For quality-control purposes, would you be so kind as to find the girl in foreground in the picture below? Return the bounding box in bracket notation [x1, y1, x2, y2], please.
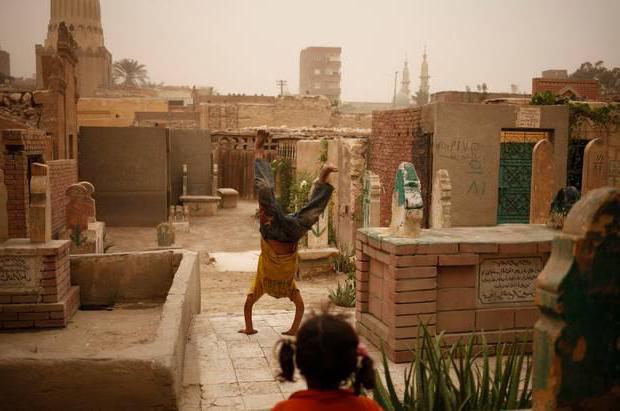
[273, 312, 384, 411]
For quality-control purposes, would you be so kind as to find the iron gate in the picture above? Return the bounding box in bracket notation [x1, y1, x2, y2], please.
[497, 142, 535, 224]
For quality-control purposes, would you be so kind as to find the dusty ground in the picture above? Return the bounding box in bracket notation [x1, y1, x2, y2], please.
[0, 304, 162, 356]
[108, 201, 350, 316]
[107, 201, 393, 411]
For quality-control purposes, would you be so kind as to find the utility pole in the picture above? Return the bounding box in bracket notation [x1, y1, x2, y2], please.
[392, 71, 399, 106]
[276, 80, 288, 97]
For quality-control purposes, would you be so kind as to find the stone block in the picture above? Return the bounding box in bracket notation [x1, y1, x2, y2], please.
[180, 195, 221, 216]
[515, 307, 539, 328]
[498, 242, 538, 254]
[394, 301, 437, 315]
[437, 288, 476, 311]
[217, 188, 239, 209]
[475, 308, 515, 331]
[392, 254, 438, 267]
[438, 254, 479, 266]
[387, 266, 437, 279]
[438, 265, 477, 288]
[437, 310, 475, 333]
[459, 242, 499, 254]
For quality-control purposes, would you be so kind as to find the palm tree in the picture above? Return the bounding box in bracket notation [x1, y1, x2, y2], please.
[112, 59, 149, 88]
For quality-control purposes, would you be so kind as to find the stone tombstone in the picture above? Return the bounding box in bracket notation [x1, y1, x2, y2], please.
[66, 181, 96, 234]
[79, 181, 96, 222]
[182, 164, 188, 197]
[478, 256, 543, 305]
[307, 180, 329, 249]
[363, 170, 381, 228]
[390, 162, 423, 236]
[581, 138, 609, 195]
[530, 139, 555, 224]
[430, 169, 452, 228]
[533, 187, 620, 410]
[212, 163, 219, 196]
[29, 163, 52, 243]
[547, 186, 580, 229]
[157, 222, 175, 247]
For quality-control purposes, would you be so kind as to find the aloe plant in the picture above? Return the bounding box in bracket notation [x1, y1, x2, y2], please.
[373, 324, 532, 411]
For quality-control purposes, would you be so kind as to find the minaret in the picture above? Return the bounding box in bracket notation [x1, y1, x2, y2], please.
[400, 57, 411, 97]
[45, 0, 105, 51]
[417, 47, 430, 105]
[38, 0, 112, 96]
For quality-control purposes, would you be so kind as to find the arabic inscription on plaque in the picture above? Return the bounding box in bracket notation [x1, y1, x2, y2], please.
[0, 256, 40, 294]
[478, 257, 543, 305]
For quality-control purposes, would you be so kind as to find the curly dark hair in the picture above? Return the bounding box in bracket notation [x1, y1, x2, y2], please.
[276, 312, 375, 395]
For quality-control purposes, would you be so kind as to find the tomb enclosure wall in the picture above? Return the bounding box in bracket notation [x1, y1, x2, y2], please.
[573, 113, 620, 188]
[356, 225, 554, 363]
[48, 159, 78, 237]
[431, 103, 568, 226]
[77, 97, 168, 127]
[198, 96, 368, 130]
[368, 107, 432, 226]
[169, 129, 212, 204]
[2, 129, 47, 238]
[78, 127, 169, 226]
[369, 103, 569, 228]
[0, 239, 79, 329]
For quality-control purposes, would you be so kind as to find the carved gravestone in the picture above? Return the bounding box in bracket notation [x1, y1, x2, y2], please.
[29, 163, 51, 243]
[547, 187, 580, 229]
[533, 187, 620, 410]
[430, 169, 452, 228]
[582, 138, 609, 195]
[390, 162, 423, 236]
[157, 222, 175, 247]
[66, 182, 96, 234]
[182, 164, 188, 197]
[307, 180, 329, 249]
[363, 170, 381, 228]
[65, 181, 102, 253]
[530, 139, 555, 224]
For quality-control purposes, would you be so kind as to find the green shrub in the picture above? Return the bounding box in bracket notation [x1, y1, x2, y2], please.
[328, 272, 356, 308]
[373, 324, 532, 411]
[330, 244, 355, 274]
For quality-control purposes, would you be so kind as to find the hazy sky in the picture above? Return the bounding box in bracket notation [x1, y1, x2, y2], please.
[1, 0, 619, 101]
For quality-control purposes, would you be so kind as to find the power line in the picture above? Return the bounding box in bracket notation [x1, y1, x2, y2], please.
[276, 80, 287, 97]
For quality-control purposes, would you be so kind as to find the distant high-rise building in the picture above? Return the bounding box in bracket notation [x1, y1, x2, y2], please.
[299, 47, 342, 100]
[36, 0, 112, 96]
[0, 46, 10, 79]
[395, 57, 412, 106]
[417, 48, 430, 105]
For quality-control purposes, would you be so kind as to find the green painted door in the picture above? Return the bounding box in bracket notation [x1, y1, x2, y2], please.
[497, 142, 535, 224]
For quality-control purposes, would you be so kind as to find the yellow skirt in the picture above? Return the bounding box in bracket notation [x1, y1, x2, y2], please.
[249, 239, 298, 299]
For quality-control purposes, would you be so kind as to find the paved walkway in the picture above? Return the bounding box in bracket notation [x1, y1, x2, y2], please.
[108, 202, 405, 410]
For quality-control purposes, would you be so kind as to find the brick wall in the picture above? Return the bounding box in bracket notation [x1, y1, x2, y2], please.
[356, 229, 552, 363]
[532, 78, 600, 100]
[4, 153, 28, 238]
[2, 129, 47, 238]
[0, 240, 80, 329]
[48, 159, 78, 237]
[369, 108, 423, 226]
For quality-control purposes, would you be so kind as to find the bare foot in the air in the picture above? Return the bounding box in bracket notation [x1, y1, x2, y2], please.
[238, 328, 258, 335]
[281, 329, 298, 336]
[319, 163, 338, 183]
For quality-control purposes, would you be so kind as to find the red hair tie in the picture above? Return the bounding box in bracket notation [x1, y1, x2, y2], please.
[357, 342, 369, 358]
